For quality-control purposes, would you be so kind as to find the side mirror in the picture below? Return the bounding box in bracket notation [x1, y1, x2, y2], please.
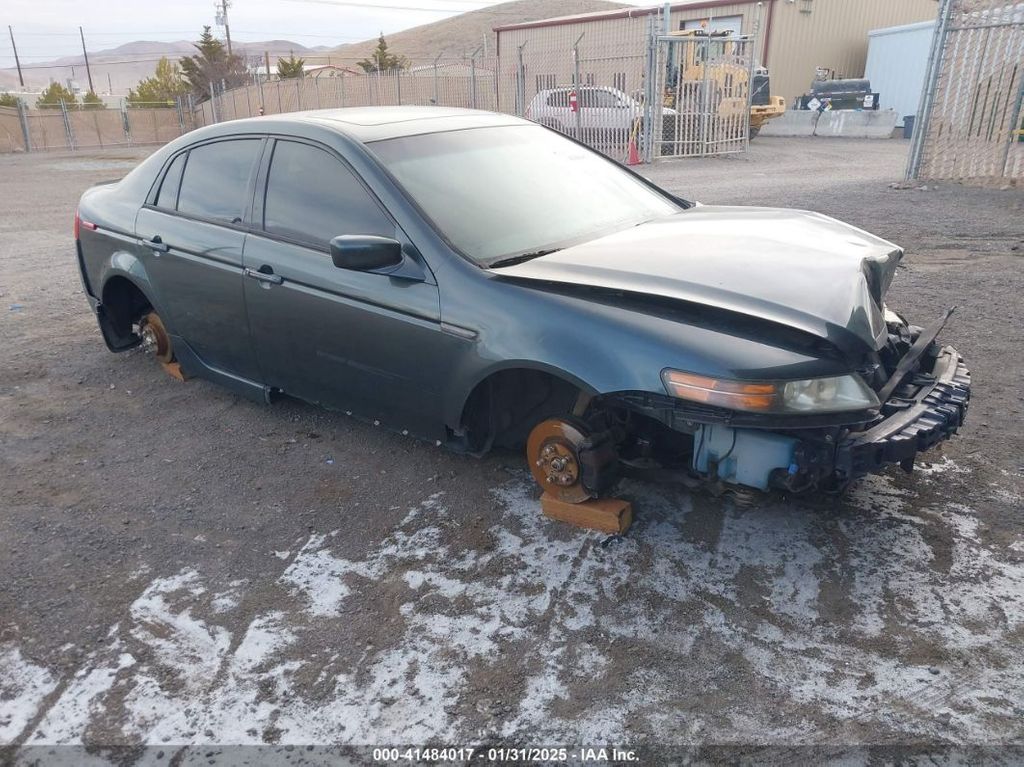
[330, 235, 403, 272]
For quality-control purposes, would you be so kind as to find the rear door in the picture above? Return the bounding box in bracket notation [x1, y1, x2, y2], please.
[581, 88, 632, 139]
[241, 137, 448, 438]
[135, 137, 264, 381]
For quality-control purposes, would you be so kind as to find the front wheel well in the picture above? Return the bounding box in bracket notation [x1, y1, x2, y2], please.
[100, 276, 153, 349]
[458, 368, 586, 454]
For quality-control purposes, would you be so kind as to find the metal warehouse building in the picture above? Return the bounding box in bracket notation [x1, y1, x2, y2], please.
[495, 0, 941, 110]
[865, 20, 937, 129]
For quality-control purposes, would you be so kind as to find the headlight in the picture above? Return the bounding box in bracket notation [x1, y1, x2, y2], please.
[661, 370, 880, 414]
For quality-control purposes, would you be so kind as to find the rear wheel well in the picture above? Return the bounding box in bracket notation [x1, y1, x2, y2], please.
[458, 368, 585, 454]
[100, 277, 153, 349]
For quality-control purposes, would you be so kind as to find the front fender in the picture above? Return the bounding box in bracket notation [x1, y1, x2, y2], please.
[442, 357, 600, 429]
[439, 277, 856, 432]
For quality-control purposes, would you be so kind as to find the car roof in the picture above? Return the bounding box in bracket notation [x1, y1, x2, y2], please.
[536, 86, 620, 95]
[194, 106, 531, 143]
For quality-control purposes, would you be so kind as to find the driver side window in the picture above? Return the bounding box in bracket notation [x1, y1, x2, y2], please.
[263, 140, 393, 250]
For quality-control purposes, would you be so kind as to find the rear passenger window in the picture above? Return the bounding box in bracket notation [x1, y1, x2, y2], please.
[580, 90, 618, 108]
[263, 140, 393, 248]
[177, 139, 261, 224]
[547, 91, 569, 108]
[155, 152, 186, 210]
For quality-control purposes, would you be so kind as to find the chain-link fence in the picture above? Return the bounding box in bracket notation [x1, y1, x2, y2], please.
[0, 5, 769, 163]
[495, 13, 650, 162]
[197, 60, 499, 127]
[0, 98, 197, 153]
[196, 15, 660, 163]
[908, 0, 1024, 184]
[0, 106, 24, 153]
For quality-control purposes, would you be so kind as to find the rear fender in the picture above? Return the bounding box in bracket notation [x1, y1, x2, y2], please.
[100, 249, 164, 314]
[94, 257, 161, 352]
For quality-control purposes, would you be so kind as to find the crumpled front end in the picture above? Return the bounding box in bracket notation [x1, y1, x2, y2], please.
[604, 310, 971, 494]
[833, 345, 970, 483]
[698, 309, 970, 492]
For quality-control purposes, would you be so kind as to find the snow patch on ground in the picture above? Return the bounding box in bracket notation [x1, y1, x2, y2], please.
[8, 474, 1024, 746]
[28, 650, 135, 744]
[0, 645, 59, 742]
[915, 455, 971, 478]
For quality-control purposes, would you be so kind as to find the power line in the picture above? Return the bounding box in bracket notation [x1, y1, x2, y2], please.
[1, 34, 369, 54]
[9, 57, 178, 70]
[277, 0, 493, 12]
[0, 49, 328, 60]
[0, 30, 206, 37]
[0, 45, 362, 62]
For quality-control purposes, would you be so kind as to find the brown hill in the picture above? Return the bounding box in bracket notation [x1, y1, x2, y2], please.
[0, 40, 327, 93]
[324, 0, 628, 65]
[0, 0, 626, 93]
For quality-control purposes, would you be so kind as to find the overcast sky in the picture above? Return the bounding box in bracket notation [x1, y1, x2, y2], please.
[2, 0, 647, 63]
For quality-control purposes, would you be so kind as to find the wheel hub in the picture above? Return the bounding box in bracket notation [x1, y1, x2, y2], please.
[526, 418, 593, 504]
[139, 312, 173, 364]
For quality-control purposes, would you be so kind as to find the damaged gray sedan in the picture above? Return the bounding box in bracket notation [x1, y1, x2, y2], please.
[74, 107, 970, 502]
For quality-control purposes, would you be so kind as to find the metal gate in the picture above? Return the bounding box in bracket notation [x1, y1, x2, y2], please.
[908, 0, 1024, 183]
[649, 31, 755, 159]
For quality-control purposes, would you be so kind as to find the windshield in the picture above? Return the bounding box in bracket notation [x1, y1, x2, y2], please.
[369, 125, 681, 266]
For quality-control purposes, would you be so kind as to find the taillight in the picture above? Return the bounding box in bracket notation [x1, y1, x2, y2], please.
[74, 209, 97, 240]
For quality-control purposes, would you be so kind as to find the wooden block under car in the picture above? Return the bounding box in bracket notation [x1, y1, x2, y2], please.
[540, 492, 632, 535]
[161, 361, 190, 382]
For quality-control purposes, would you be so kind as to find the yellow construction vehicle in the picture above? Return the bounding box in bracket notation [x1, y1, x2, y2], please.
[664, 28, 786, 140]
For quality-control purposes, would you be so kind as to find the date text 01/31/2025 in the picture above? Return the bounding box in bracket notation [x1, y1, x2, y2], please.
[371, 746, 640, 762]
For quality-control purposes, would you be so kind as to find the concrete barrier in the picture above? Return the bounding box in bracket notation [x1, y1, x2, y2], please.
[760, 109, 899, 139]
[759, 109, 817, 137]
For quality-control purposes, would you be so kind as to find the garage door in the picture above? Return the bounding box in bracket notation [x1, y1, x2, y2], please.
[682, 15, 743, 35]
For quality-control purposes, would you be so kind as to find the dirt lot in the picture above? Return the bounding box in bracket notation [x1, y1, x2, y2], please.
[1, 137, 1023, 757]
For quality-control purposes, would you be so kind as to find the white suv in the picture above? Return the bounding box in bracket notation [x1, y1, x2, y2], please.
[526, 86, 673, 140]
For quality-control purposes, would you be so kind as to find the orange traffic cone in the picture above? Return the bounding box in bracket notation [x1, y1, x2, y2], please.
[627, 137, 641, 166]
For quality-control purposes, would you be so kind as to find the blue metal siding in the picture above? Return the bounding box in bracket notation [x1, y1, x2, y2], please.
[866, 21, 936, 128]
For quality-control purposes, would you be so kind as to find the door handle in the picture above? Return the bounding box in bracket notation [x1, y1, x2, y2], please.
[244, 266, 283, 285]
[143, 236, 169, 253]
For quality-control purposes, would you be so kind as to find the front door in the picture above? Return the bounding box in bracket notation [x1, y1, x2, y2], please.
[242, 138, 452, 439]
[135, 138, 264, 381]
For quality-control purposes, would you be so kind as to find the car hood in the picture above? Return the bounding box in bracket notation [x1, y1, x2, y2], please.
[490, 206, 902, 355]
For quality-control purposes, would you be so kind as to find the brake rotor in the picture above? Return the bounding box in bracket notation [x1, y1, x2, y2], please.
[139, 311, 173, 364]
[526, 418, 594, 504]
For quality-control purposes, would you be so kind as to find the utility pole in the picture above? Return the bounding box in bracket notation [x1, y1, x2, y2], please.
[8, 26, 24, 88]
[79, 26, 95, 94]
[218, 0, 234, 57]
[265, 50, 271, 79]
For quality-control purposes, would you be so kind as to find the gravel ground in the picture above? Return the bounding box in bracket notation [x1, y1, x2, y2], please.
[1, 137, 1023, 759]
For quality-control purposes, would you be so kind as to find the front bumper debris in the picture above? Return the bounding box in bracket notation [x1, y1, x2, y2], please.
[835, 345, 970, 481]
[606, 344, 970, 493]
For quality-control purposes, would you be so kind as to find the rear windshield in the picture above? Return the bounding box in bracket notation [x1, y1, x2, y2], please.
[369, 125, 680, 265]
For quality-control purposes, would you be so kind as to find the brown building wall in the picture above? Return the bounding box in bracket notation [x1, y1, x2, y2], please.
[496, 0, 941, 105]
[761, 0, 939, 101]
